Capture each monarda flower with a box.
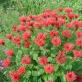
[44,64,54,74]
[66,22,74,29]
[33,21,42,28]
[21,55,31,65]
[22,31,31,41]
[24,41,30,48]
[51,37,61,46]
[64,43,74,52]
[19,16,27,23]
[12,36,21,46]
[62,30,72,38]
[2,58,11,68]
[76,75,82,82]
[5,49,14,57]
[18,25,27,32]
[56,51,67,64]
[34,38,45,47]
[17,66,26,75]
[9,71,20,82]
[38,56,48,66]
[76,38,82,47]
[6,34,13,40]
[64,7,73,13]
[67,13,76,20]
[76,31,82,38]
[73,50,82,58]
[65,72,76,82]
[50,30,58,38]
[0,39,5,45]
[36,33,46,40]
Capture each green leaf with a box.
[16,50,22,66]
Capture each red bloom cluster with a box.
[1,7,82,82]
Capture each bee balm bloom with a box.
[56,51,67,64]
[2,58,11,68]
[39,56,48,66]
[44,64,54,74]
[21,56,31,65]
[51,37,61,46]
[64,43,74,52]
[10,71,20,82]
[5,49,14,57]
[65,72,76,82]
[17,66,26,75]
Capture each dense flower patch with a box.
[0,7,82,82]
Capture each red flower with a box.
[76,75,82,82]
[19,16,27,22]
[50,30,58,38]
[73,50,82,58]
[0,39,5,45]
[6,34,13,40]
[21,55,31,65]
[62,30,72,38]
[22,31,31,41]
[33,21,42,28]
[65,72,76,82]
[36,33,46,40]
[34,38,45,47]
[56,51,67,64]
[72,20,80,28]
[44,64,54,74]
[12,36,21,46]
[17,66,26,75]
[78,21,82,28]
[67,13,76,20]
[76,31,82,38]
[5,49,14,56]
[34,33,46,47]
[66,22,74,28]
[51,37,61,46]
[64,43,74,52]
[2,58,11,68]
[39,56,48,65]
[64,7,73,13]
[76,38,82,47]
[10,71,20,82]
[18,25,27,31]
[24,41,30,48]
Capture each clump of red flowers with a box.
[1,7,82,82]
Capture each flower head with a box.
[44,64,54,74]
[65,72,76,82]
